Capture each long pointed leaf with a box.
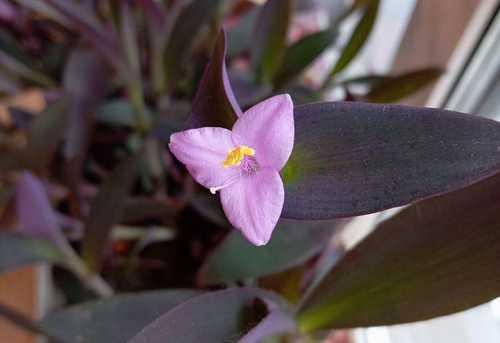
[297,171,500,330]
[283,102,500,219]
[187,30,241,129]
[326,0,379,83]
[251,0,292,84]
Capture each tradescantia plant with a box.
[0,0,499,342]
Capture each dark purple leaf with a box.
[297,170,500,331]
[283,101,500,219]
[82,154,141,272]
[251,0,292,83]
[187,29,242,129]
[41,290,201,343]
[128,288,290,343]
[199,219,342,285]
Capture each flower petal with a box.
[232,94,294,170]
[220,168,284,246]
[169,127,239,189]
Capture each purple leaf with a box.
[187,29,242,129]
[297,170,500,330]
[283,101,500,219]
[15,172,66,248]
[128,288,291,343]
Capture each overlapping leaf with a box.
[297,171,500,331]
[41,290,201,343]
[128,288,291,343]
[199,220,341,284]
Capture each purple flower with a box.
[169,94,294,245]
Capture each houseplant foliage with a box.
[0,0,498,342]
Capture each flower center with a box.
[223,145,255,168]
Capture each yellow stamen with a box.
[223,146,255,168]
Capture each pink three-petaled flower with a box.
[169,95,294,245]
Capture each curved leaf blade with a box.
[163,0,224,90]
[274,28,337,89]
[0,233,63,274]
[364,67,442,103]
[297,171,500,331]
[251,0,292,84]
[327,0,379,81]
[41,290,201,343]
[199,220,341,284]
[283,101,500,219]
[82,155,140,272]
[128,288,290,343]
[187,29,241,129]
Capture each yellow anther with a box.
[223,146,255,168]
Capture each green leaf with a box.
[364,67,442,103]
[274,28,337,89]
[252,0,292,84]
[326,0,379,82]
[283,101,500,219]
[0,233,63,274]
[128,288,291,343]
[199,220,340,284]
[40,290,201,343]
[297,171,500,331]
[82,154,141,272]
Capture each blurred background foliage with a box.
[0,0,452,342]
